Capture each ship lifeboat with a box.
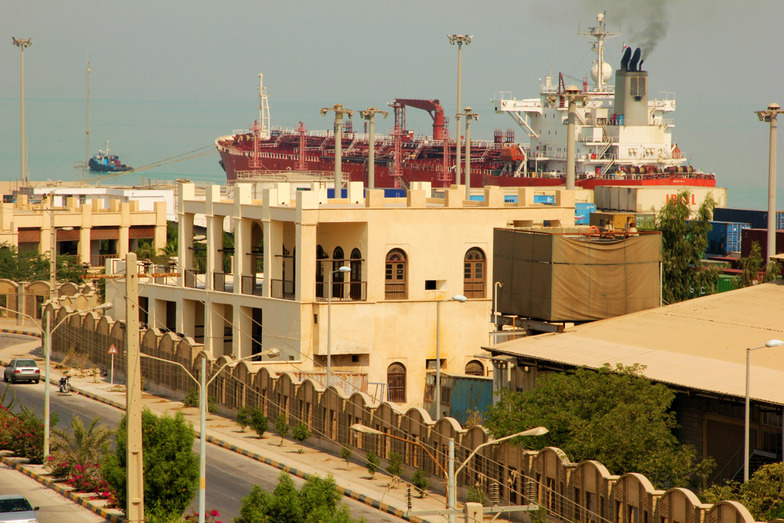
[500,145,525,162]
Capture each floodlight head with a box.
[193,235,206,241]
[765,339,784,348]
[452,295,468,303]
[338,266,351,273]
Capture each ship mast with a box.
[257,73,271,140]
[578,12,619,92]
[84,61,91,180]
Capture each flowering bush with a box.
[184,509,222,522]
[45,456,72,479]
[0,404,48,464]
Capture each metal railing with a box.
[315,281,366,301]
[241,275,263,296]
[90,253,118,267]
[213,272,227,292]
[271,279,295,300]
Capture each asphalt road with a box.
[0,368,401,522]
[0,462,107,522]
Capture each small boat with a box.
[89,140,132,173]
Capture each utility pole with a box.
[755,103,783,265]
[125,252,145,523]
[448,34,471,187]
[12,37,32,186]
[359,108,388,190]
[321,104,354,195]
[563,86,589,190]
[460,108,479,200]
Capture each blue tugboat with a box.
[89,140,132,173]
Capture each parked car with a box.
[0,494,38,522]
[3,359,40,384]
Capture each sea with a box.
[0,91,779,211]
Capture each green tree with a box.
[411,469,429,498]
[0,243,84,284]
[484,364,713,488]
[340,445,353,468]
[292,423,311,450]
[701,463,784,520]
[48,415,113,478]
[275,414,290,446]
[102,409,199,519]
[366,452,380,479]
[236,406,252,432]
[237,472,358,523]
[386,450,403,478]
[656,190,718,303]
[249,407,268,438]
[736,241,780,288]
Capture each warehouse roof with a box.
[484,280,784,405]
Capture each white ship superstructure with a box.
[494,13,690,179]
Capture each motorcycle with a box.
[58,375,71,393]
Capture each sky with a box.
[2,0,784,209]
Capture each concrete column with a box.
[153,201,166,252]
[119,202,130,257]
[79,202,92,265]
[234,184,252,294]
[233,305,252,359]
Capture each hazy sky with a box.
[3,0,784,208]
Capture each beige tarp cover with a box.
[494,229,661,321]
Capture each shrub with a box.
[340,445,352,467]
[274,414,289,446]
[236,406,252,432]
[386,450,402,478]
[366,452,380,478]
[292,423,311,446]
[467,485,488,505]
[411,469,429,498]
[183,388,198,408]
[249,407,268,438]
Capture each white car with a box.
[3,359,40,384]
[0,494,38,522]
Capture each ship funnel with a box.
[629,48,641,71]
[614,48,649,126]
[620,47,631,70]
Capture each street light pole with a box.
[435,295,467,420]
[459,108,479,200]
[448,426,548,523]
[744,339,783,482]
[755,103,783,265]
[141,348,279,523]
[327,266,351,388]
[320,104,354,194]
[448,34,472,186]
[12,37,31,186]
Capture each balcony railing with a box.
[463,281,485,299]
[90,253,118,268]
[214,272,227,292]
[241,275,263,296]
[271,279,295,300]
[315,281,366,301]
[384,282,407,300]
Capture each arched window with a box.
[387,362,406,403]
[332,247,345,299]
[385,249,407,300]
[350,248,363,300]
[464,247,486,298]
[465,360,484,377]
[315,245,328,298]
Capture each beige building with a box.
[0,193,167,267]
[108,181,578,409]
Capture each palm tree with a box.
[49,415,113,476]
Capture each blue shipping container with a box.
[713,208,784,230]
[705,221,751,255]
[575,203,596,225]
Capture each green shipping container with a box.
[717,275,738,293]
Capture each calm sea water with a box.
[0,92,778,211]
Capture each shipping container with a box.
[700,221,751,255]
[423,372,493,424]
[717,274,739,293]
[740,229,784,260]
[590,211,638,230]
[575,203,596,225]
[713,208,784,230]
[594,186,727,214]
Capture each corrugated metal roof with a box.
[485,280,784,405]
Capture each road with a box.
[0,462,107,522]
[0,368,401,522]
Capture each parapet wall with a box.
[46,303,761,523]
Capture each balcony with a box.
[315,281,366,302]
[90,253,118,268]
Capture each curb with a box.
[73,388,426,522]
[0,327,41,338]
[0,455,125,522]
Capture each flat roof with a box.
[484,280,784,405]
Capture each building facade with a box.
[109,181,577,409]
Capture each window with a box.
[350,248,362,300]
[387,362,406,403]
[465,360,484,376]
[464,247,486,298]
[385,249,407,300]
[315,245,328,298]
[332,247,345,299]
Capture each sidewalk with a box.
[0,325,452,523]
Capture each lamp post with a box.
[458,107,479,199]
[563,86,590,190]
[12,37,31,186]
[448,34,472,186]
[492,282,503,323]
[448,426,548,523]
[320,104,354,193]
[755,103,783,265]
[141,347,280,523]
[359,108,388,190]
[435,295,467,419]
[0,302,112,459]
[327,266,351,388]
[744,338,784,482]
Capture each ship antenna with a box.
[578,11,619,92]
[258,73,271,140]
